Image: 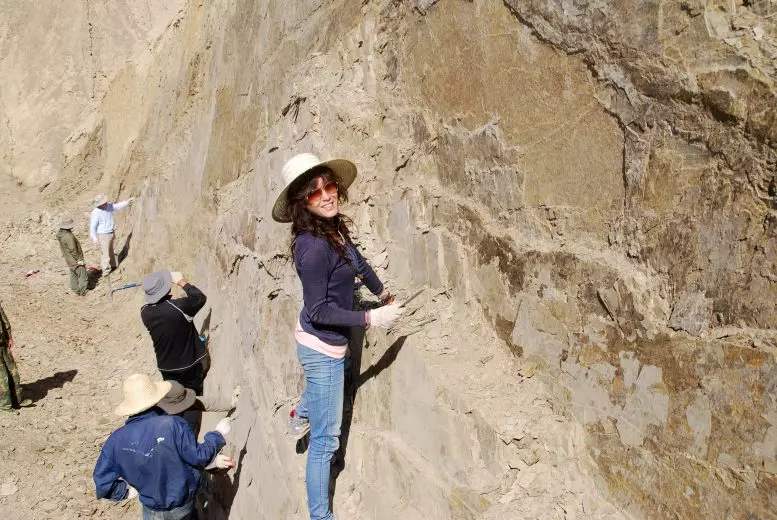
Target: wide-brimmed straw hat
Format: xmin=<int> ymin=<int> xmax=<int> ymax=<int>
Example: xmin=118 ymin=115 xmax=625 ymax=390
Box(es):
xmin=271 ymin=153 xmax=357 ymax=223
xmin=114 ymin=374 xmax=172 ymax=416
xmin=156 ymin=381 xmax=196 ymax=415
xmin=142 ymin=270 xmax=173 ymax=304
xmin=59 ymin=218 xmax=75 ymax=230
xmin=93 ymin=194 xmax=108 ymax=207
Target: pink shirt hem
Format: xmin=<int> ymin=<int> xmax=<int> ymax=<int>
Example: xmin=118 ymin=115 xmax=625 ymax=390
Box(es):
xmin=295 ymin=321 xmax=347 ymax=359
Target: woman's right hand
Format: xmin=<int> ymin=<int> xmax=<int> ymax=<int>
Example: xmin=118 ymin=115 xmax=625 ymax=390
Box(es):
xmin=368 ymin=303 xmax=405 ymax=328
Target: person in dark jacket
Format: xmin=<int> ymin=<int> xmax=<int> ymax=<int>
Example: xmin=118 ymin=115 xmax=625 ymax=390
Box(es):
xmin=272 ymin=153 xmax=405 ymax=520
xmin=140 ymin=270 xmax=208 ymax=395
xmin=56 ymin=218 xmax=88 ymax=295
xmin=93 ymin=373 xmax=232 ymax=519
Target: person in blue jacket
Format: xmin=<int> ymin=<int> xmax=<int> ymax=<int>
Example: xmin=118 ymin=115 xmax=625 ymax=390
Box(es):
xmin=93 ymin=373 xmax=232 ymax=519
xmin=272 ymin=153 xmax=406 ymax=520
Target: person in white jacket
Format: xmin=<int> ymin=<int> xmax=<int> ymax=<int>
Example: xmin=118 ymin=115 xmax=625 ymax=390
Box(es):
xmin=89 ymin=194 xmax=133 ymax=276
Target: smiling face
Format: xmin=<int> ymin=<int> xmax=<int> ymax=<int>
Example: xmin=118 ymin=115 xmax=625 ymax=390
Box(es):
xmin=305 ymin=175 xmax=339 ymax=219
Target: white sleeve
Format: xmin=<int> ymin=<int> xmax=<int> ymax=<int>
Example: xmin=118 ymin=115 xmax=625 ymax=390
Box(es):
xmin=89 ymin=211 xmax=99 ymax=241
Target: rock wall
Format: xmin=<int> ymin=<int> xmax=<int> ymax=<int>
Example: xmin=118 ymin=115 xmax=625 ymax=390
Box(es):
xmin=24 ymin=0 xmax=777 ymax=518
xmin=0 ymin=0 xmax=185 ymax=185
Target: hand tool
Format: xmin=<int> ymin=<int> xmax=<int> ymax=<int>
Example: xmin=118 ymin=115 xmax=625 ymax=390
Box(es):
xmin=400 ymin=288 xmax=425 ymax=308
xmin=110 ymin=282 xmax=141 ymax=295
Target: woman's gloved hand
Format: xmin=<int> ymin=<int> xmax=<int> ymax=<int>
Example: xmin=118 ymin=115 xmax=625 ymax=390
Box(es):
xmin=368 ymin=303 xmax=405 ymax=328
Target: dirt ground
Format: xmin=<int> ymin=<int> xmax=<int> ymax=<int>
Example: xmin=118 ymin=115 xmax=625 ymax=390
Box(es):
xmin=0 ymin=174 xmax=158 ymax=519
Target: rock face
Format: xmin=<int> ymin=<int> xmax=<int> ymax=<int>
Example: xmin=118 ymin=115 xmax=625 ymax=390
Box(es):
xmin=6 ymin=0 xmax=777 ymax=518
xmin=0 ymin=0 xmax=185 ymax=185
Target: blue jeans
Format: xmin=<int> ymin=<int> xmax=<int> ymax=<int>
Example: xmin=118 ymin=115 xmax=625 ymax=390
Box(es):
xmin=141 ymin=499 xmax=195 ymax=520
xmin=296 ymin=343 xmax=344 ymax=520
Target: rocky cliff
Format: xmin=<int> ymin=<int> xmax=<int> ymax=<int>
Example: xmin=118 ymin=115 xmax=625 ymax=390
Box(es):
xmin=0 ymin=0 xmax=185 ymax=185
xmin=6 ymin=0 xmax=777 ymax=518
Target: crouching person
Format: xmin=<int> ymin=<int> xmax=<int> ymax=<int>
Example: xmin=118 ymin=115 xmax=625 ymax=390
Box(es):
xmin=93 ymin=374 xmax=232 ymax=519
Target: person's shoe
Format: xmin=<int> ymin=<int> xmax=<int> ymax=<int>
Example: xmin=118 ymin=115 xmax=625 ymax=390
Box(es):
xmin=18 ymin=399 xmax=33 ymax=408
xmin=287 ymin=409 xmax=310 ymax=439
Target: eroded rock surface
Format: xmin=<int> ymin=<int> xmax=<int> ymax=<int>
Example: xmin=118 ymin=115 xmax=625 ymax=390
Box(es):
xmin=3 ymin=0 xmax=777 ymax=518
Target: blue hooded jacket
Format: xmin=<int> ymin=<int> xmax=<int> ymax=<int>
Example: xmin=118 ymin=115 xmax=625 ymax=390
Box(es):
xmin=93 ymin=408 xmax=225 ymax=511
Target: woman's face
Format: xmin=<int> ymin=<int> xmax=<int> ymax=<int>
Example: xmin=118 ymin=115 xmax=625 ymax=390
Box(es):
xmin=305 ymin=175 xmax=339 ymax=219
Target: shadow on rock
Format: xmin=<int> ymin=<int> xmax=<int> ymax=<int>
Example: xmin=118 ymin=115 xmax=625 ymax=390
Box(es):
xmin=117 ymin=231 xmax=133 ymax=266
xmin=24 ymin=369 xmax=78 ymax=403
xmin=330 ymin=330 xmax=407 ymax=510
xmin=200 ymin=439 xmax=248 ymax=519
xmin=86 ymin=269 xmax=102 ymax=290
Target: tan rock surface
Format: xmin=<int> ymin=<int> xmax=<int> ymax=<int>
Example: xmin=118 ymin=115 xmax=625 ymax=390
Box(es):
xmin=1 ymin=0 xmax=776 ymax=518
xmin=0 ymin=0 xmax=185 ymax=186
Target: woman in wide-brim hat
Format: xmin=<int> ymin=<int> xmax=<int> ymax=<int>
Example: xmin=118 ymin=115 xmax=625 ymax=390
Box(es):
xmin=273 ymin=152 xmax=406 ymax=520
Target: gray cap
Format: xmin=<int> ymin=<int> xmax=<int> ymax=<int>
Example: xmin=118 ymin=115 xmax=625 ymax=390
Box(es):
xmin=142 ymin=270 xmax=173 ymax=304
xmin=59 ymin=218 xmax=74 ymax=230
xmin=93 ymin=194 xmax=108 ymax=207
xmin=156 ymin=381 xmax=197 ymax=415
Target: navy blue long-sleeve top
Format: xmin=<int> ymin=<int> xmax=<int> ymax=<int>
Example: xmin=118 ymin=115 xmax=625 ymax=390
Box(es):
xmin=295 ymin=232 xmax=384 ymax=345
xmin=93 ymin=408 xmax=224 ymax=511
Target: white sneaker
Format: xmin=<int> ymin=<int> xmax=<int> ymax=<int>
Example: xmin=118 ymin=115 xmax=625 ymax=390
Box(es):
xmin=287 ymin=409 xmax=310 ymax=439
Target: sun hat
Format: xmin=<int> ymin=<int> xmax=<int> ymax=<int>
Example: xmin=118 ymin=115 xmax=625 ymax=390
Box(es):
xmin=59 ymin=218 xmax=75 ymax=230
xmin=114 ymin=374 xmax=172 ymax=416
xmin=156 ymin=381 xmax=197 ymax=415
xmin=271 ymin=153 xmax=357 ymax=223
xmin=93 ymin=194 xmax=108 ymax=207
xmin=142 ymin=270 xmax=173 ymax=304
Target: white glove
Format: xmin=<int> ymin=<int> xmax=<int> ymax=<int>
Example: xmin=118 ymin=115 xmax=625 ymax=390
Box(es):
xmin=205 ymin=453 xmax=236 ymax=471
xmin=170 ymin=271 xmax=184 ymax=284
xmin=214 ymin=417 xmax=231 ymax=436
xmin=368 ymin=303 xmax=405 ymax=328
xmin=77 ymin=260 xmax=85 ymax=266
xmin=125 ymin=484 xmax=138 ymax=500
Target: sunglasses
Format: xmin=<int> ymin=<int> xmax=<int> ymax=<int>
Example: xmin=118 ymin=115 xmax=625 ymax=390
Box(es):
xmin=306 ymin=180 xmax=339 ymax=205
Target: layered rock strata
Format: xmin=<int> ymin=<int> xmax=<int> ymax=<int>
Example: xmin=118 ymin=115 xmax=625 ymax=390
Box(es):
xmin=7 ymin=0 xmax=777 ymax=518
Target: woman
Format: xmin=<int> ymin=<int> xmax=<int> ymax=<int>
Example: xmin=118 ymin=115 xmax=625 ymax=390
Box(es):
xmin=272 ymin=153 xmax=404 ymax=520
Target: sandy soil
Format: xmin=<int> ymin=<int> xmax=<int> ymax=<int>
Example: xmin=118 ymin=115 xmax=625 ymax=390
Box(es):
xmin=0 ymin=174 xmax=157 ymax=520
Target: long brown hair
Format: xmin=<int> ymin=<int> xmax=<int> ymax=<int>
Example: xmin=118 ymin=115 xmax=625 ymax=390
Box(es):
xmin=288 ymin=166 xmax=353 ymax=263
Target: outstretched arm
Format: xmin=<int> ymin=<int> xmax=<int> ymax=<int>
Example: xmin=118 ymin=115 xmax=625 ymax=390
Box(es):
xmin=174 ymin=418 xmax=225 ymax=467
xmin=172 ymin=281 xmax=207 ymax=316
xmin=110 ymin=198 xmax=133 ymax=212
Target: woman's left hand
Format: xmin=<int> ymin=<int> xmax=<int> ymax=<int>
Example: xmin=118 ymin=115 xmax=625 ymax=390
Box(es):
xmin=378 ymin=288 xmax=394 ymax=305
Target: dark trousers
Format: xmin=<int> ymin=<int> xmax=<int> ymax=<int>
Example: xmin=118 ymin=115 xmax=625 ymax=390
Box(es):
xmin=69 ymin=266 xmax=89 ymax=295
xmin=161 ymin=364 xmax=204 ymax=396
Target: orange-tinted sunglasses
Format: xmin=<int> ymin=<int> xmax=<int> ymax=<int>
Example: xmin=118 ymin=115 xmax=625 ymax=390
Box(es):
xmin=306 ymin=180 xmax=338 ymax=205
